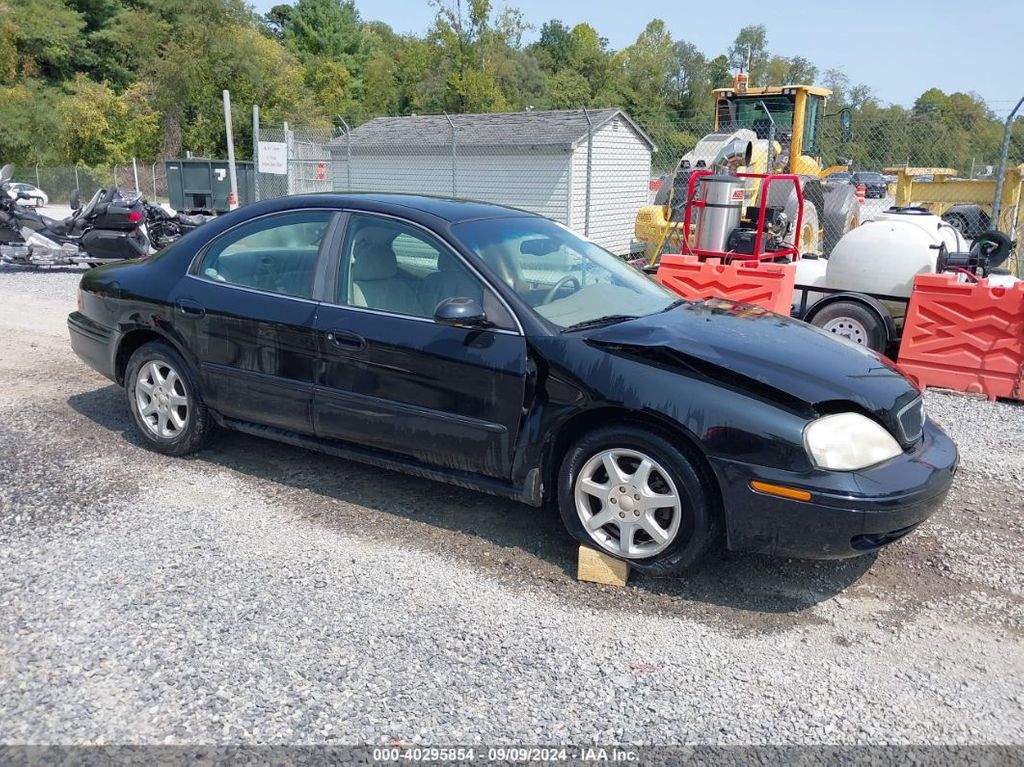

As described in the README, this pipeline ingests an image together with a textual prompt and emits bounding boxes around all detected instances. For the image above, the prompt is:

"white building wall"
[332,152,572,223]
[570,117,652,254]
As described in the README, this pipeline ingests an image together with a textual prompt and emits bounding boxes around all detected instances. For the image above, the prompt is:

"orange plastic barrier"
[898,273,1024,401]
[655,254,796,314]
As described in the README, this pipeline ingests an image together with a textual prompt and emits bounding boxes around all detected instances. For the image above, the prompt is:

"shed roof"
[329,109,656,152]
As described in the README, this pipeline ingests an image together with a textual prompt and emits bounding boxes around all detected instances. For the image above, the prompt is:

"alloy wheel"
[134,359,189,439]
[574,448,682,559]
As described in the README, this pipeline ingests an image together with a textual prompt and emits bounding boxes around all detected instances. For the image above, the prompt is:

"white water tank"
[825,208,965,298]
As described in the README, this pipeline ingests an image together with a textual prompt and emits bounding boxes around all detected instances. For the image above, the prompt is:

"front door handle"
[175,299,205,317]
[325,329,366,352]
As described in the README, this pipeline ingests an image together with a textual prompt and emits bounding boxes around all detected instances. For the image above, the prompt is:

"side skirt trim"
[212,413,544,507]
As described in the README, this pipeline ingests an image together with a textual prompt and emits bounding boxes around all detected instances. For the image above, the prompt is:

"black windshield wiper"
[561,314,640,333]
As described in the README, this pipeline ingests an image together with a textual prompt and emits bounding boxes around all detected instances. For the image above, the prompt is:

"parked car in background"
[942,204,992,239]
[851,172,887,198]
[6,182,48,207]
[825,172,852,185]
[68,193,957,574]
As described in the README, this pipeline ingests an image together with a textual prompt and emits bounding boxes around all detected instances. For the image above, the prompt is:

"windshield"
[451,217,677,330]
[854,172,884,182]
[719,95,795,138]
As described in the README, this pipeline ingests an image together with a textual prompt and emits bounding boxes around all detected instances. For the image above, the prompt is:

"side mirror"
[70,189,80,210]
[433,296,489,328]
[839,108,853,143]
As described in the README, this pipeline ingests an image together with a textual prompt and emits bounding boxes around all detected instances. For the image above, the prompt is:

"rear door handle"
[325,329,366,352]
[175,299,205,317]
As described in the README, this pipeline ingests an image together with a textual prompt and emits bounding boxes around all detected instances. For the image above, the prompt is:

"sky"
[251,0,1022,115]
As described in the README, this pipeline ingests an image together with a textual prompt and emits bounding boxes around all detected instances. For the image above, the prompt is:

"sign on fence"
[257,141,288,175]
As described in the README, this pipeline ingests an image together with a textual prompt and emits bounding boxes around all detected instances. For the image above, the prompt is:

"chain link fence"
[254,124,336,201]
[10,161,171,208]
[250,108,1023,269]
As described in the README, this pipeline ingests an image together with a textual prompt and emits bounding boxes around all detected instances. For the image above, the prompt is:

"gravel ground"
[1,267,1023,746]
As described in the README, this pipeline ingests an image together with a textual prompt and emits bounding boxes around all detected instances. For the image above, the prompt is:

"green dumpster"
[165,158,254,212]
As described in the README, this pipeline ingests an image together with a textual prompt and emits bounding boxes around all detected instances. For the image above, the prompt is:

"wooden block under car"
[577,545,630,587]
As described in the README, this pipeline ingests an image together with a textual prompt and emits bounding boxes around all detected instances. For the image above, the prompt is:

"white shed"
[328,109,655,254]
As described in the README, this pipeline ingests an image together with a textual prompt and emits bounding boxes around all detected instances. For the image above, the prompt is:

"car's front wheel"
[557,426,718,575]
[125,340,214,455]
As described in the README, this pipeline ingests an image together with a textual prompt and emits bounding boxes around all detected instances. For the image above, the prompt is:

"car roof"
[306,192,538,223]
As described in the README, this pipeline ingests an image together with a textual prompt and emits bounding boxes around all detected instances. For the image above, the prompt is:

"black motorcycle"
[0,163,150,267]
[143,200,215,251]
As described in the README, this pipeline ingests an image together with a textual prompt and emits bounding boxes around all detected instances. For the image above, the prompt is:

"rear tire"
[124,340,214,456]
[943,212,968,236]
[822,183,859,257]
[809,300,888,352]
[557,425,718,575]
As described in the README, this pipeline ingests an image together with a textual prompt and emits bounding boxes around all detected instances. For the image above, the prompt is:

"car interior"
[342,220,484,318]
[201,214,331,299]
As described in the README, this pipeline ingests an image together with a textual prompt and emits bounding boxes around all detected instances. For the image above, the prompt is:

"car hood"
[586,299,919,426]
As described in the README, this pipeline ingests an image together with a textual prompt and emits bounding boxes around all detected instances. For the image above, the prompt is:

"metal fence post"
[443,112,457,198]
[34,163,40,189]
[74,165,80,193]
[132,157,140,192]
[151,162,157,200]
[284,121,293,196]
[338,116,352,192]
[991,95,1024,231]
[253,104,261,202]
[582,107,593,238]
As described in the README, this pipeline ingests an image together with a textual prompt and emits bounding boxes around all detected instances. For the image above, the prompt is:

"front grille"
[897,396,925,445]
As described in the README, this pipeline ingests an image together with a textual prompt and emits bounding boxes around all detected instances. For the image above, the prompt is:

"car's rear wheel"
[125,340,214,455]
[557,425,717,575]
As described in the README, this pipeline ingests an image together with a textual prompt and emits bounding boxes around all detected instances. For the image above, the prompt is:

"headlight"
[804,412,902,471]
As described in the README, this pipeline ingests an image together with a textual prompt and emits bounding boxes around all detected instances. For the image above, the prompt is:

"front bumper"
[68,311,119,382]
[711,420,957,559]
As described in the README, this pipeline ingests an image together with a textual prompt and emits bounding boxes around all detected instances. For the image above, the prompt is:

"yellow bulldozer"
[635,79,859,261]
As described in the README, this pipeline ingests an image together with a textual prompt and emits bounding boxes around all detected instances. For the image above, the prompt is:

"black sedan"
[852,172,888,199]
[68,194,957,573]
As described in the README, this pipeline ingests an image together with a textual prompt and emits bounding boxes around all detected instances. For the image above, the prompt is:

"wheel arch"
[539,406,724,516]
[803,292,897,346]
[113,325,192,385]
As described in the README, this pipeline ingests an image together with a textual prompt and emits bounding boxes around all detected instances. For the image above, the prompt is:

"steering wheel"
[542,275,581,305]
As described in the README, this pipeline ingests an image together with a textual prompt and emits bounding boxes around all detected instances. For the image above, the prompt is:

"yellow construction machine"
[635,79,859,261]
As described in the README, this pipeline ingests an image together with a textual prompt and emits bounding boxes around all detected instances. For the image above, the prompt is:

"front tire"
[125,340,214,455]
[557,425,718,575]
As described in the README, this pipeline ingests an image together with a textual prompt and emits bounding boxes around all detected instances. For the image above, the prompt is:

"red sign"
[316,162,327,181]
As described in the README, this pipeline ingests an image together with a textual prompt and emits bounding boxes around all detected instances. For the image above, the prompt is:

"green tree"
[9,0,85,81]
[727,25,767,85]
[545,69,589,108]
[284,0,364,67]
[533,19,572,71]
[619,19,676,129]
[56,74,129,164]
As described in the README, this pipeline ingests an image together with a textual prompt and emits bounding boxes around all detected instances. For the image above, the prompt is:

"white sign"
[258,141,288,175]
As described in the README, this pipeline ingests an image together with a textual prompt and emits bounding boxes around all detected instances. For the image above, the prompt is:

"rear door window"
[199,210,333,299]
